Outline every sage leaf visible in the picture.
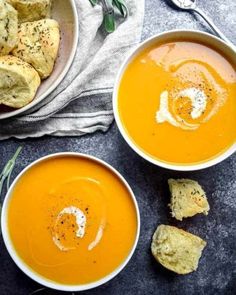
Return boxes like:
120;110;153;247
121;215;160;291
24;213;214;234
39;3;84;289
0;146;22;197
6;168;13;191
104;12;115;33
0;203;1;236
113;0;128;17
101;0;115;33
0;147;22;235
29;288;46;295
88;0;128;33
89;0;98;6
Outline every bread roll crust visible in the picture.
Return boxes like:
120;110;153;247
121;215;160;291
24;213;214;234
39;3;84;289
151;225;206;274
0;0;18;56
7;0;51;23
168;179;210;221
12;19;60;79
0;55;41;108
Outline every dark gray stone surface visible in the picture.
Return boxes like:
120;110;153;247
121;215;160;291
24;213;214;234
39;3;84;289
0;0;236;294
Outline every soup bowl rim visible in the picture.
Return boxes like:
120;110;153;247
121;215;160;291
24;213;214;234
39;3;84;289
1;152;140;291
113;29;236;171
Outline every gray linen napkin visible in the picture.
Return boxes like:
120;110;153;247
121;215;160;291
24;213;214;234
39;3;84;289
0;0;144;139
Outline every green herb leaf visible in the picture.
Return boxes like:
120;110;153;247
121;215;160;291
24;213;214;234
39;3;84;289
6;167;13;191
0;146;22;197
89;0;98;6
0;146;22;235
88;0;128;33
101;0;115;33
0;203;1;236
104;11;115;33
29;288;46;295
112;0;128;17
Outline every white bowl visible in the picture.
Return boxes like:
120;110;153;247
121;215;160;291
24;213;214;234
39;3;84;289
113;30;236;171
1;153;140;292
0;0;79;120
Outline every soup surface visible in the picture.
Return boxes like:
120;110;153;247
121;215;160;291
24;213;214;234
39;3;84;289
118;40;236;164
8;156;137;285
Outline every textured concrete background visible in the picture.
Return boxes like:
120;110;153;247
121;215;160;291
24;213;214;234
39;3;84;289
0;0;236;294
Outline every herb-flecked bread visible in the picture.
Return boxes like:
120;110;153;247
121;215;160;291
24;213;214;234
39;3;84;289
7;0;51;23
151;225;206;274
0;55;41;108
168;179;210;221
0;0;18;56
12;19;60;79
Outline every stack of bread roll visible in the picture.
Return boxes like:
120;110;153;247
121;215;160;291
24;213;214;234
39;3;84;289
0;0;60;109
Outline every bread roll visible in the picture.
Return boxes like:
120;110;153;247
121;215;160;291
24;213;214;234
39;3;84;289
0;0;18;56
168;179;210;221
0;56;41;108
7;0;51;23
151;225;206;274
12;19;60;79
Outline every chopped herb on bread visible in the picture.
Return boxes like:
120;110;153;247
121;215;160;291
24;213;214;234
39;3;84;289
168;179;210;221
151;225;206;274
7;0;51;23
0;0;18;56
12;19;60;79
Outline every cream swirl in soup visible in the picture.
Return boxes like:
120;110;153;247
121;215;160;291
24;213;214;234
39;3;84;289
118;40;236;164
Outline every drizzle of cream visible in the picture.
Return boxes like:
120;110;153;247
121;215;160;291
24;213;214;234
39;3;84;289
177;87;207;119
156;91;179;127
52;206;86;252
171;60;227;123
88;219;106;251
156;90;199;130
49;177;107;253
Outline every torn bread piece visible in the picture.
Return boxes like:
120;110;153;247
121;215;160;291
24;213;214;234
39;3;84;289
168;179;210;221
151;225;206;275
7;0;51;23
12;19;60;79
0;0;18;56
0;55;41;108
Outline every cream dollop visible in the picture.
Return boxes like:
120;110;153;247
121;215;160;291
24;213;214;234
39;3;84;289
177;88;207;119
52;206;86;252
156;89;202;130
88;220;106;251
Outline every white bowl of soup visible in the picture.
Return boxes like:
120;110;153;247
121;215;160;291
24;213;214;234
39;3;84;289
113;30;236;171
1;153;140;291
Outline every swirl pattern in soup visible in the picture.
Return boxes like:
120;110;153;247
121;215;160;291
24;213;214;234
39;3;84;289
118;41;236;164
7;156;138;285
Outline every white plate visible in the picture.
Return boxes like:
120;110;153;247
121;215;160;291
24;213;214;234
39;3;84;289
0;0;78;120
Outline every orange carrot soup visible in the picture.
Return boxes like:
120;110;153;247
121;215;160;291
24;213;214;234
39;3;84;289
118;40;236;164
7;155;138;285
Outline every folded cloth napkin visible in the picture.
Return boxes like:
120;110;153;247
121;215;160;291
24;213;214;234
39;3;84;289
0;0;144;140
